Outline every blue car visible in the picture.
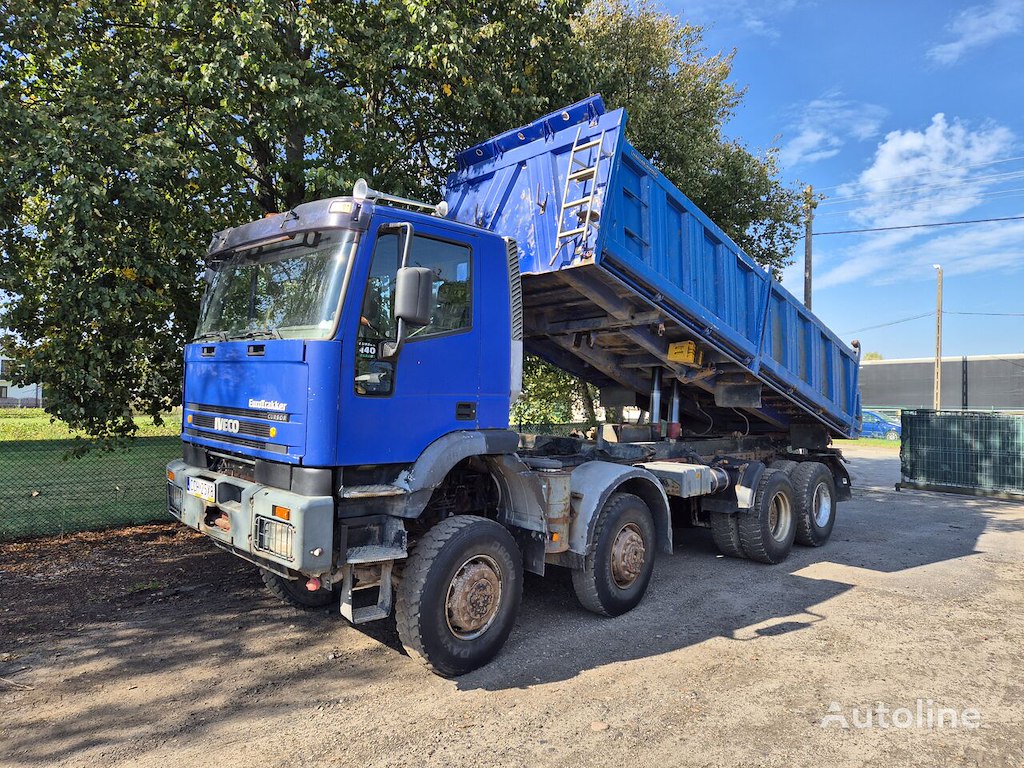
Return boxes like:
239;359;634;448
861;410;901;440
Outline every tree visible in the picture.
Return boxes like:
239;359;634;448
1;0;802;439
864;352;884;361
1;0;581;440
572;0;802;275
511;355;598;428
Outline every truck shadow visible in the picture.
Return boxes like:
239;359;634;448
455;479;1000;691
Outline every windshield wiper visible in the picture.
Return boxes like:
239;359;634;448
229;328;282;340
192;331;228;342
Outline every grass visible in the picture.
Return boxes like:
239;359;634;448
846;437;902;449
0;408;181;441
0;435;181;540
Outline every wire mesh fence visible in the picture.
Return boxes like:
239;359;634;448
0;436;180;541
0;419;603;542
900;410;1024;497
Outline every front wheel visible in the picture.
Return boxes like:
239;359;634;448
885;429;899;441
572;492;656;616
395;515;523;677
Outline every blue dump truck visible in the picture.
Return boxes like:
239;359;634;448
166;96;861;676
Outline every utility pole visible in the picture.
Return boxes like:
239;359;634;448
933;264;943;409
803;185;816;310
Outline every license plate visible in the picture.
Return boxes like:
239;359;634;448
186;476;216;503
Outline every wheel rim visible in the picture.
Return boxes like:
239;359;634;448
445;554;503;641
610;522;646;589
813;482;833;527
767;491;793;543
887;430;899;441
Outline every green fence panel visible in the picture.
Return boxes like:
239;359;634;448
901;410;1024;495
0;436;181;540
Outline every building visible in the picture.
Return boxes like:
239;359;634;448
860;354;1024;410
0;355;42;407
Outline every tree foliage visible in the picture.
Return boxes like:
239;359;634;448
573;0;802;276
511;355;598;428
1;0;802;439
1;0;581;439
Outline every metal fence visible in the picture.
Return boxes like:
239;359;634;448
0;436;180;541
0;397;44;409
900;410;1024;498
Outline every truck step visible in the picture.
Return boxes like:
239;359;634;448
345;544;408;564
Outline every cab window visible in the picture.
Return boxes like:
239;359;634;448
354;232;473;396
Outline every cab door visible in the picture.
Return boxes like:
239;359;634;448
339;216;480;466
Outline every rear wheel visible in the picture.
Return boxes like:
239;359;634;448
710;512;745;558
260;569;336;610
791;462;837;547
737;469;796;564
395;515;523;677
770;459;798;475
572;492;656;616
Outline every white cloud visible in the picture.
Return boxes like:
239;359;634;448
682;0;803;40
847;114;1014;228
927;0;1024;66
779;94;887;168
815;114;1019;289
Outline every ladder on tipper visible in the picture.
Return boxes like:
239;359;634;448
551;126;607;265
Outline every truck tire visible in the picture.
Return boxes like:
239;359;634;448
572;492;656;617
770;459;798;475
791;462;837;547
737;469;797;564
260;569;336;610
395;515;523;677
710;512;745;559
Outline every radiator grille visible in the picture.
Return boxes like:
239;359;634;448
187;402;289;422
184;428;288;454
190;414;273;438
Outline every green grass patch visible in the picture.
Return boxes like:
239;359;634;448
846;437;902;449
0;435;182;540
0;408;181;442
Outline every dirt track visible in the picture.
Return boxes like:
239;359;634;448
2;445;1023;767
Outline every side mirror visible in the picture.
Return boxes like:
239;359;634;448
395;266;434;326
381;266;434;360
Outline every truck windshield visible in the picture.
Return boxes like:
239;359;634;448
195;229;357;341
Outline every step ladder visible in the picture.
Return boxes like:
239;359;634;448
551;126;607;265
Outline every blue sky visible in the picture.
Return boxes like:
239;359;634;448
665;0;1024;359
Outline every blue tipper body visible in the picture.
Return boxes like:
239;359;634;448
445;95;861;438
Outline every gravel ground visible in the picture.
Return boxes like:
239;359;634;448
2;444;1023;767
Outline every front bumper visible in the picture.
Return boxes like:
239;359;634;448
166;459;334;576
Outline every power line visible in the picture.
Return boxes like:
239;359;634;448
815;186;1024;218
819;169;1024;206
812;154;1024;193
842;312;933;335
816;214;1024;236
843;310;1024;336
945;311;1024;317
